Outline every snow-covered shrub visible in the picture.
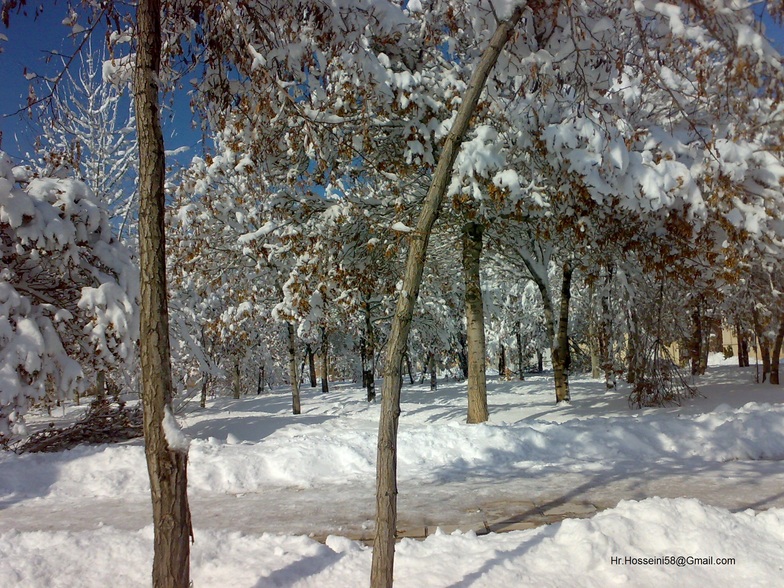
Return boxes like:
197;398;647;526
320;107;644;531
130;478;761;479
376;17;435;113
0;151;138;439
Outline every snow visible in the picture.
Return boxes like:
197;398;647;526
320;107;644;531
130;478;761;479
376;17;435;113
2;363;784;586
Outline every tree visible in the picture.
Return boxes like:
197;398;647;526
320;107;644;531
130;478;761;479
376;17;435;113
134;0;191;585
33;41;138;241
371;7;525;586
0;151;137;439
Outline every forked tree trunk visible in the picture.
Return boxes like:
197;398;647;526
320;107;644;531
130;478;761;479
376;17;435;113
287;323;301;415
370;10;523;586
135;1;192;585
552;261;573;403
462;222;489;423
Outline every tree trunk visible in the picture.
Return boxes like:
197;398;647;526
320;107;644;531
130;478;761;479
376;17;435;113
599;265;615;388
307;344;317;387
365;300;376;402
536;349;544;373
462;222;489;423
135;1;192;585
370;10;523;586
232;359;241;399
498;344;506;380
428;351;437;391
287;322;301;415
690;300;704;376
515;323;525;380
457;331;469;380
761;341;772;382
552;261;573;403
588;284;601;379
199;374;209;409
405;352;414;385
771;316;784;385
320;326;329;394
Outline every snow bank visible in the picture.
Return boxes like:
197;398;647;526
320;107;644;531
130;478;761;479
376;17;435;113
0;497;782;587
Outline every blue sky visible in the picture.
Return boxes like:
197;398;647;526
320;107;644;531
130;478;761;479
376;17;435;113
1;4;784;164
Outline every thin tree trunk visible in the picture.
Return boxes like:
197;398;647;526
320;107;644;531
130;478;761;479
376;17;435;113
405;352;414;385
690;299;703;376
199;374;209;409
370;10;523;586
771;315;784;385
537;349;544;373
515;323;525;380
428;352;437;391
365;300;376;402
599;265;615;388
552;261;573;403
320;326;329;394
457;331;469;380
287;323;301;415
588;284;601;378
498;344;506;380
307;344;317;387
135;1;191;585
232;359;241;399
462;222;489;423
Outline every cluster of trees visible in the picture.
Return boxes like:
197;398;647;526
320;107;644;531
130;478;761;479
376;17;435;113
2;0;784;586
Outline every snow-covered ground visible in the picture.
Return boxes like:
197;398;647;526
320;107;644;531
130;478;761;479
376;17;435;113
2;358;784;586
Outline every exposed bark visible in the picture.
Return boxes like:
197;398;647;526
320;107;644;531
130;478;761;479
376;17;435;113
587;284;601;379
287;322;301;415
135;1;191;585
320;326;329;394
462;222;489;423
370;10;523;586
307;344;317;387
536;349;544;373
257;364;265;395
552;261;573;403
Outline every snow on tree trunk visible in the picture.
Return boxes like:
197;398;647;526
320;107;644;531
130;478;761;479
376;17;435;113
287;322;301;415
462;222;489;423
134;1;191;585
370;10;524;586
553;261;573;404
